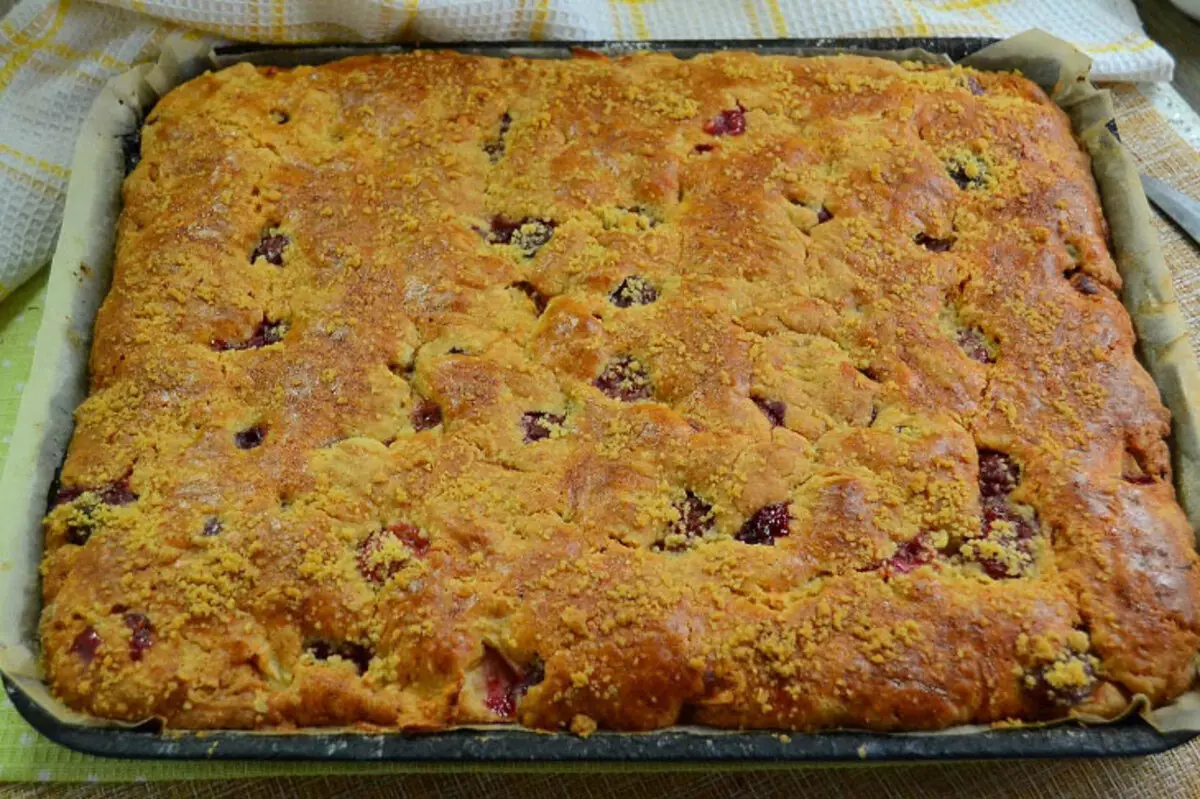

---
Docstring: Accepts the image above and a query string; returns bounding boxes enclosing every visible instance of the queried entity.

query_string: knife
[1140,173,1200,247]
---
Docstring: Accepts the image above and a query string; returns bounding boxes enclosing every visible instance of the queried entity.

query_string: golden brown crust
[39,50,1199,732]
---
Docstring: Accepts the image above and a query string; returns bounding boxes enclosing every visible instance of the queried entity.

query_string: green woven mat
[0,271,487,782]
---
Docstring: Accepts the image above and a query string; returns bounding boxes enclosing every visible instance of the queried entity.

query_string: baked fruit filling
[39,50,1199,733]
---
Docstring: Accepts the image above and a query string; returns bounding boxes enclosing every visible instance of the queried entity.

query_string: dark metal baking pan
[6,677,1193,762]
[10,35,1196,764]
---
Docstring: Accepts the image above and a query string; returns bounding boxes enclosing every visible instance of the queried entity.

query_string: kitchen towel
[0,0,1176,306]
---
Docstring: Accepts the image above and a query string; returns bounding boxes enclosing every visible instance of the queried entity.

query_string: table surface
[2,6,1200,796]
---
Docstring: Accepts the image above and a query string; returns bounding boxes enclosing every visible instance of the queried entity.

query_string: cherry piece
[56,478,138,546]
[202,517,223,537]
[485,216,556,257]
[124,613,154,662]
[481,645,543,719]
[693,143,715,154]
[947,157,987,190]
[957,328,993,364]
[915,232,954,252]
[484,112,511,161]
[703,103,747,136]
[1029,656,1097,708]
[594,356,652,402]
[308,640,373,675]
[211,317,288,351]
[887,537,932,574]
[1066,269,1100,296]
[251,232,289,266]
[71,627,102,664]
[521,411,565,443]
[670,491,715,541]
[968,450,1039,579]
[52,485,83,507]
[55,479,137,508]
[978,450,1019,498]
[234,423,266,450]
[510,281,549,315]
[752,396,786,427]
[65,518,96,546]
[609,275,658,308]
[981,496,1039,540]
[358,522,428,584]
[100,481,137,506]
[411,398,443,431]
[736,502,790,546]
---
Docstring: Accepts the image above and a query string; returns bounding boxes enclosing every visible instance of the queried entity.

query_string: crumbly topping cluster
[40,51,1199,733]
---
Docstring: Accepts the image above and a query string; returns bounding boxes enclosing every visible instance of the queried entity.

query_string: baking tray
[4,33,1200,764]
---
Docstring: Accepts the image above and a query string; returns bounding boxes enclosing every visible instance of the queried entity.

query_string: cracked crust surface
[39,50,1199,732]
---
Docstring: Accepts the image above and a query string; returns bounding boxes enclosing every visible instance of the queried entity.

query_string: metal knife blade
[1140,173,1200,247]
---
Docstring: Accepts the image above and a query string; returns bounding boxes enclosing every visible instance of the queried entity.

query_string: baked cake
[39,50,1200,733]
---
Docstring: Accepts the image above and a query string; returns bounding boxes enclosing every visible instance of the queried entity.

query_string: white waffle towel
[0,0,1174,300]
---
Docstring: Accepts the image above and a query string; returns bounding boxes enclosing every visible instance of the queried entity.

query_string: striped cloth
[0,0,1176,304]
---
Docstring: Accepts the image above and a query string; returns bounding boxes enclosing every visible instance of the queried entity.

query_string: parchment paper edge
[2,27,1198,738]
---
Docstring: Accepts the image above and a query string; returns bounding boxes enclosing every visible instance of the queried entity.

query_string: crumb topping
[40,50,1199,734]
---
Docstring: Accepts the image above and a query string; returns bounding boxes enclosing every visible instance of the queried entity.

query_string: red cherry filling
[947,156,987,190]
[887,537,932,574]
[1028,655,1097,708]
[411,398,443,431]
[915,232,954,252]
[609,275,658,307]
[520,411,565,443]
[71,627,102,664]
[1065,268,1101,296]
[594,356,652,402]
[736,502,790,545]
[234,423,266,450]
[693,143,715,154]
[978,450,1019,498]
[752,396,786,427]
[56,478,138,545]
[124,613,154,662]
[65,519,95,546]
[956,327,993,364]
[251,231,289,265]
[55,479,137,508]
[484,112,511,161]
[211,317,287,351]
[510,281,549,314]
[481,645,544,719]
[669,491,715,542]
[966,450,1039,579]
[358,522,428,584]
[307,640,373,676]
[703,102,747,136]
[484,216,556,256]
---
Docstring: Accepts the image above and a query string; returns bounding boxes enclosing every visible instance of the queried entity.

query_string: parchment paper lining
[1,29,1197,738]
